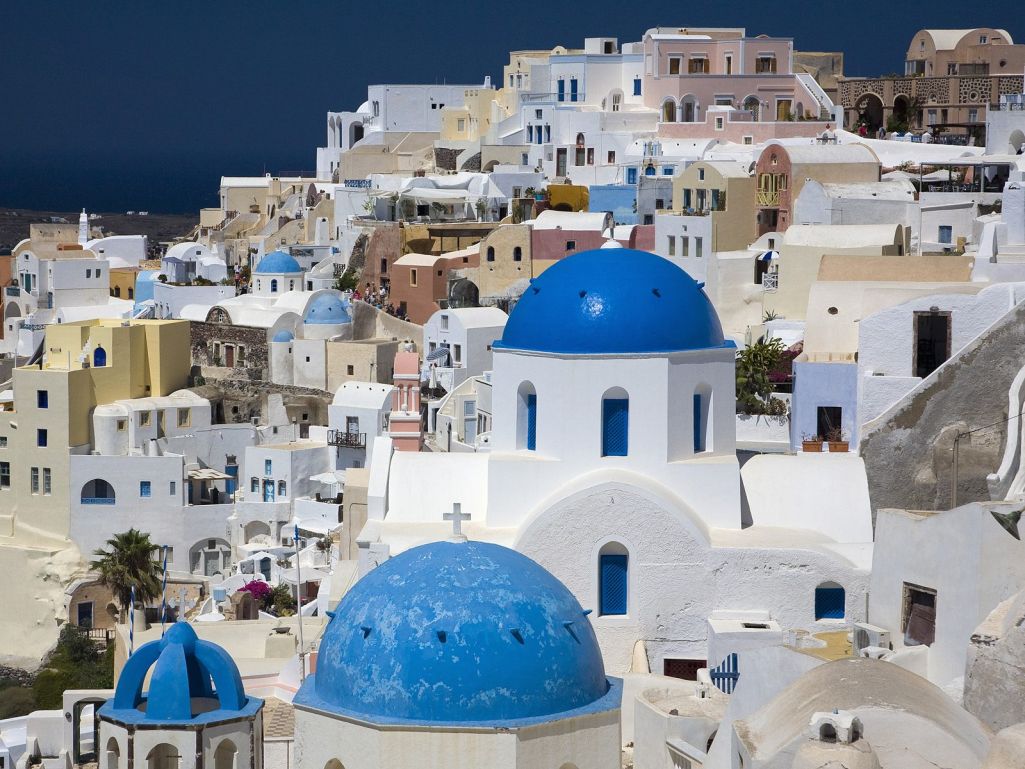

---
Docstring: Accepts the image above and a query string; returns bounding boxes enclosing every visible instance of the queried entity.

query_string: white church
[358,245,876,675]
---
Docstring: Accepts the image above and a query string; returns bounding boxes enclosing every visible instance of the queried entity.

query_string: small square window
[566,240,576,251]
[177,408,190,427]
[0,437,7,448]
[37,429,47,447]
[140,481,151,497]
[139,411,151,426]
[347,365,354,375]
[37,390,48,409]
[0,462,9,487]
[117,419,127,432]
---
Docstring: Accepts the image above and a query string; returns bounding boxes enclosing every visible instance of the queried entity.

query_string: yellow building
[440,87,498,142]
[672,161,757,252]
[0,319,190,544]
[109,267,138,301]
[547,183,590,212]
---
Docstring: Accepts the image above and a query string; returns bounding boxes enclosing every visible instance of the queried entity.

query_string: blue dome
[98,622,260,725]
[304,293,351,325]
[295,541,612,726]
[494,248,728,354]
[272,329,294,343]
[254,250,302,274]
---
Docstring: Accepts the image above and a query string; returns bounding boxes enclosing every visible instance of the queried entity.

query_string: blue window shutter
[633,77,642,96]
[602,398,629,456]
[557,80,565,102]
[693,394,704,452]
[526,394,537,451]
[710,653,740,693]
[815,587,846,619]
[600,554,628,615]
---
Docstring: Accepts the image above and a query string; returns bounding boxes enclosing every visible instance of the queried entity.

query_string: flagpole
[294,524,306,683]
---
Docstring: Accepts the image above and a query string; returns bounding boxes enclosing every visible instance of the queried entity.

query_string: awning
[426,346,451,363]
[758,250,780,262]
[188,468,232,481]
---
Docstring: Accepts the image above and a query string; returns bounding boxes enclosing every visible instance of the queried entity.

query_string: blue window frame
[526,393,537,451]
[140,481,151,498]
[557,79,565,102]
[570,78,578,102]
[662,165,675,175]
[599,553,628,615]
[633,77,642,96]
[37,429,47,447]
[37,390,48,409]
[815,585,846,619]
[264,459,272,475]
[627,167,638,185]
[602,398,629,457]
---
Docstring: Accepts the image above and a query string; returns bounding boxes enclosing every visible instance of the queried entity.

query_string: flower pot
[828,441,849,453]
[802,440,823,453]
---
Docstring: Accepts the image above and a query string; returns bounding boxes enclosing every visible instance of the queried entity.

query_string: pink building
[389,349,423,452]
[530,210,614,263]
[658,106,830,143]
[642,29,829,124]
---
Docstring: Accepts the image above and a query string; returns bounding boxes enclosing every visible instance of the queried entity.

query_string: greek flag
[129,584,136,657]
[160,546,168,636]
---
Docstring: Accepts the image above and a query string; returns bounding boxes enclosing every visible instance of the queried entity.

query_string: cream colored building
[477,222,533,302]
[325,339,399,392]
[670,160,757,252]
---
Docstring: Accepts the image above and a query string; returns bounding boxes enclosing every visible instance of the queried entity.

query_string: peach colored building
[642,28,831,124]
[389,349,423,452]
[389,244,481,324]
[753,142,880,234]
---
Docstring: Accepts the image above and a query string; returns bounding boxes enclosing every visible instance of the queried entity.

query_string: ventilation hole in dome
[582,608,593,616]
[563,620,580,643]
[436,630,447,643]
[652,288,661,297]
[532,286,541,294]
[579,290,587,298]
[360,625,372,638]
[510,628,524,644]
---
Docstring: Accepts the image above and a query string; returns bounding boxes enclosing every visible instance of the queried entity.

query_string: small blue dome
[98,621,260,725]
[272,330,294,343]
[494,248,728,355]
[295,541,611,725]
[304,293,351,325]
[254,250,302,274]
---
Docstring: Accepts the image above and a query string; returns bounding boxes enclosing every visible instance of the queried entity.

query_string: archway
[448,278,480,309]
[214,739,237,769]
[349,122,364,148]
[105,737,120,769]
[681,95,698,122]
[244,520,271,542]
[190,538,232,576]
[146,744,180,769]
[743,95,761,121]
[819,723,838,743]
[81,478,115,505]
[1009,129,1025,154]
[661,98,677,123]
[815,580,846,619]
[854,93,884,132]
[4,301,21,320]
[892,94,911,132]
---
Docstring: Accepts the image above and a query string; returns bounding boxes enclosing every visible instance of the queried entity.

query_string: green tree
[91,529,162,620]
[269,584,297,616]
[334,266,360,293]
[736,338,786,414]
[32,625,114,709]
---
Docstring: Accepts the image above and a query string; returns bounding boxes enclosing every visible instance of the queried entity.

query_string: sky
[0,1,1020,213]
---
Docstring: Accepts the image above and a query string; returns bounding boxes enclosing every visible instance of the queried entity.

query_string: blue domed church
[361,247,873,678]
[293,539,622,769]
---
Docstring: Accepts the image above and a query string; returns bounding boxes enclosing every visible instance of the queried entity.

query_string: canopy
[187,468,232,481]
[426,346,451,363]
[758,250,780,262]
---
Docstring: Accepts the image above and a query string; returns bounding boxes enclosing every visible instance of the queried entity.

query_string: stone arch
[854,93,884,132]
[146,744,180,769]
[213,739,237,769]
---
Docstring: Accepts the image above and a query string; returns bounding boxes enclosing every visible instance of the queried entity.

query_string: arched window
[93,345,107,367]
[517,381,537,451]
[814,581,846,619]
[105,737,120,769]
[601,387,629,457]
[147,744,180,769]
[113,286,121,298]
[487,246,495,262]
[513,246,522,262]
[270,279,278,293]
[214,740,237,769]
[693,384,712,453]
[81,478,115,505]
[575,132,585,147]
[598,541,628,616]
[662,99,677,123]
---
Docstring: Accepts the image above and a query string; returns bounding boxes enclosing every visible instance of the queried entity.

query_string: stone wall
[861,302,1025,513]
[434,147,460,171]
[190,320,269,380]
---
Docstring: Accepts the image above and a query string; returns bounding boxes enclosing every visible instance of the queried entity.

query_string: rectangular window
[662,166,674,175]
[968,109,979,123]
[633,77,642,96]
[410,268,418,287]
[607,150,616,164]
[177,408,190,427]
[668,236,676,256]
[655,198,665,210]
[37,429,47,447]
[557,79,565,102]
[42,467,50,495]
[30,467,39,494]
[715,116,724,130]
[139,411,151,426]
[169,480,176,495]
[0,462,9,488]
[535,109,543,120]
[37,390,48,409]
[599,553,628,615]
[278,480,287,497]
[902,583,937,646]
[526,393,537,451]
[570,78,578,102]
[627,167,638,184]
[586,147,594,165]
[456,118,465,132]
[140,481,151,497]
[566,240,576,251]
[440,314,449,331]
[347,365,355,375]
[264,459,272,475]
[453,344,462,364]
[682,238,690,257]
[0,436,6,448]
[668,57,682,75]
[688,57,709,74]
[695,237,704,258]
[251,477,259,493]
[117,419,126,432]
[693,393,706,452]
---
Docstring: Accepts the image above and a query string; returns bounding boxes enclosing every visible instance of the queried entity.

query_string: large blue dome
[98,622,260,725]
[304,293,351,325]
[295,541,612,726]
[254,250,302,274]
[494,248,727,354]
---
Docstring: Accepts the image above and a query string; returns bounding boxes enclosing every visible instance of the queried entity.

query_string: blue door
[526,394,537,451]
[599,554,628,615]
[815,587,846,619]
[602,398,629,456]
[570,78,578,102]
[263,479,274,502]
[225,464,238,496]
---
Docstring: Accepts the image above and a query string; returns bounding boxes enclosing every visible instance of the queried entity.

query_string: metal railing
[757,190,780,206]
[81,497,116,505]
[762,273,779,292]
[327,430,366,449]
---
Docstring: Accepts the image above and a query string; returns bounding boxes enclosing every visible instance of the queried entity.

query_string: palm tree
[91,529,162,620]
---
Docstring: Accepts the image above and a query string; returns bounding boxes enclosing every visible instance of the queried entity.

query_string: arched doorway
[146,744,180,769]
[854,93,884,132]
[349,122,364,148]
[743,96,761,121]
[681,95,698,122]
[661,99,677,123]
[892,94,912,132]
[448,278,480,309]
[213,739,237,769]
[244,520,271,543]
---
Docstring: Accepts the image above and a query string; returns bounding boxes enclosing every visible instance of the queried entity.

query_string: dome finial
[443,502,470,542]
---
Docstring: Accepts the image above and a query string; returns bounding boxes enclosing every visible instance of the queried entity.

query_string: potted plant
[826,426,849,453]
[802,433,824,453]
